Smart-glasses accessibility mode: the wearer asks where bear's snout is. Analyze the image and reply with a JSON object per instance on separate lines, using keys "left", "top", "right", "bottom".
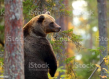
{"left": 56, "top": 27, "right": 61, "bottom": 32}
{"left": 58, "top": 27, "right": 61, "bottom": 30}
{"left": 55, "top": 23, "right": 61, "bottom": 32}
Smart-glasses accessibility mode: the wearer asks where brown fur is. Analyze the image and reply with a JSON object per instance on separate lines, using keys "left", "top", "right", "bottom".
{"left": 24, "top": 13, "right": 61, "bottom": 79}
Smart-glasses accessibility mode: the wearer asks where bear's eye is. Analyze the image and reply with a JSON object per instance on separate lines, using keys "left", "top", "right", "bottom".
{"left": 50, "top": 22, "right": 54, "bottom": 25}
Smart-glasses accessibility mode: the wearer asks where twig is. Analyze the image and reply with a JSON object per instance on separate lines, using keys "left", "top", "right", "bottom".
{"left": 88, "top": 59, "right": 104, "bottom": 79}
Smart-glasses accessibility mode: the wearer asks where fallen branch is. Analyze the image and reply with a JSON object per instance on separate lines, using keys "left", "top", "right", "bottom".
{"left": 88, "top": 59, "right": 104, "bottom": 79}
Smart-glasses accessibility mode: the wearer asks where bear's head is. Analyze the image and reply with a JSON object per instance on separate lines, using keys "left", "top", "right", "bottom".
{"left": 23, "top": 12, "right": 61, "bottom": 37}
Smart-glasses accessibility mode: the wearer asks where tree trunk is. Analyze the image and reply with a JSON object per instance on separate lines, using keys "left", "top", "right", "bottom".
{"left": 55, "top": 0, "right": 69, "bottom": 78}
{"left": 97, "top": 0, "right": 108, "bottom": 79}
{"left": 4, "top": 0, "right": 24, "bottom": 79}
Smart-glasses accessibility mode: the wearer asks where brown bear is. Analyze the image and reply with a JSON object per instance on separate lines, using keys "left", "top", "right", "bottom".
{"left": 23, "top": 12, "right": 61, "bottom": 79}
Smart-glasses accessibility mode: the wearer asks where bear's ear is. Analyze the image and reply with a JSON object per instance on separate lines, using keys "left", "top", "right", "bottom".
{"left": 37, "top": 15, "right": 45, "bottom": 23}
{"left": 45, "top": 11, "right": 50, "bottom": 15}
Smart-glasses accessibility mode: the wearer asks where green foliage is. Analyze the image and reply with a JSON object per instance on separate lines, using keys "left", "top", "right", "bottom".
{"left": 77, "top": 47, "right": 102, "bottom": 79}
{"left": 57, "top": 66, "right": 70, "bottom": 79}
{"left": 0, "top": 50, "right": 4, "bottom": 75}
{"left": 57, "top": 66, "right": 66, "bottom": 73}
{"left": 23, "top": 0, "right": 38, "bottom": 20}
{"left": 48, "top": 29, "right": 82, "bottom": 78}
{"left": 48, "top": 66, "right": 70, "bottom": 79}
{"left": 58, "top": 29, "right": 82, "bottom": 49}
{"left": 88, "top": 46, "right": 106, "bottom": 58}
{"left": 23, "top": 0, "right": 72, "bottom": 21}
{"left": 49, "top": 29, "right": 82, "bottom": 55}
{"left": 64, "top": 56, "right": 75, "bottom": 64}
{"left": 0, "top": 0, "right": 4, "bottom": 51}
{"left": 0, "top": 58, "right": 3, "bottom": 62}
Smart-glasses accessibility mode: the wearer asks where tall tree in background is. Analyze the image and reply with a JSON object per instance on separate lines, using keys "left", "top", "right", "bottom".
{"left": 97, "top": 0, "right": 108, "bottom": 79}
{"left": 4, "top": 0, "right": 24, "bottom": 79}
{"left": 55, "top": 0, "right": 69, "bottom": 78}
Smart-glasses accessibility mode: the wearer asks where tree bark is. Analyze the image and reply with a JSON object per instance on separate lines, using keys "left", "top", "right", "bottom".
{"left": 97, "top": 0, "right": 108, "bottom": 79}
{"left": 4, "top": 0, "right": 24, "bottom": 79}
{"left": 55, "top": 0, "right": 69, "bottom": 78}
